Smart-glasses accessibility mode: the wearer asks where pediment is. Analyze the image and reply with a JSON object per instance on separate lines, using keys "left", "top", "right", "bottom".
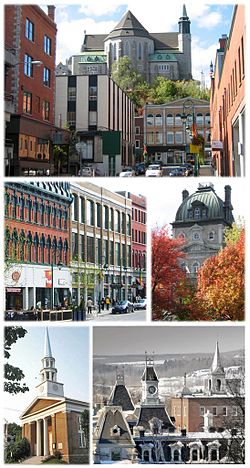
{"left": 21, "top": 397, "right": 64, "bottom": 419}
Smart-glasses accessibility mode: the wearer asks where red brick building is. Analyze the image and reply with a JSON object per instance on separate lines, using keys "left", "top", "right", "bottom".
{"left": 5, "top": 182, "right": 72, "bottom": 311}
{"left": 210, "top": 5, "right": 245, "bottom": 176}
{"left": 4, "top": 5, "right": 67, "bottom": 176}
{"left": 134, "top": 114, "right": 144, "bottom": 163}
{"left": 131, "top": 193, "right": 147, "bottom": 298}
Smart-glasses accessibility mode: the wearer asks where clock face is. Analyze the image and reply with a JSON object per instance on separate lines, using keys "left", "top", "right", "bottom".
{"left": 148, "top": 385, "right": 157, "bottom": 395}
{"left": 53, "top": 384, "right": 58, "bottom": 391}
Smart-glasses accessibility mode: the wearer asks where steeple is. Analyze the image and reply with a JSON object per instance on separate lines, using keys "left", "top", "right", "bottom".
{"left": 108, "top": 367, "right": 134, "bottom": 412}
{"left": 211, "top": 341, "right": 224, "bottom": 374}
{"left": 36, "top": 328, "right": 64, "bottom": 398}
{"left": 178, "top": 4, "right": 191, "bottom": 34}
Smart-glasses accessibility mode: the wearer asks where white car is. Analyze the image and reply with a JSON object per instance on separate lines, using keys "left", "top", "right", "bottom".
{"left": 78, "top": 166, "right": 93, "bottom": 176}
{"left": 119, "top": 168, "right": 135, "bottom": 177}
{"left": 134, "top": 298, "right": 147, "bottom": 310}
{"left": 145, "top": 164, "right": 163, "bottom": 177}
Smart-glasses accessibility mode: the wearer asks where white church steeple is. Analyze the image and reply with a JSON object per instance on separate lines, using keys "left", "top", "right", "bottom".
{"left": 206, "top": 341, "right": 226, "bottom": 395}
{"left": 36, "top": 328, "right": 64, "bottom": 398}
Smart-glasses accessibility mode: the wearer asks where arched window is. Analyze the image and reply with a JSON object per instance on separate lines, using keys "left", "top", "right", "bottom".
{"left": 40, "top": 234, "right": 45, "bottom": 264}
{"left": 205, "top": 112, "right": 210, "bottom": 125}
{"left": 208, "top": 231, "right": 215, "bottom": 240}
{"left": 179, "top": 233, "right": 186, "bottom": 239}
{"left": 27, "top": 231, "right": 33, "bottom": 262}
{"left": 216, "top": 379, "right": 222, "bottom": 392}
{"left": 33, "top": 232, "right": 39, "bottom": 263}
{"left": 19, "top": 229, "right": 26, "bottom": 262}
{"left": 64, "top": 239, "right": 69, "bottom": 264}
{"left": 124, "top": 41, "right": 130, "bottom": 57}
{"left": 58, "top": 237, "right": 63, "bottom": 262}
{"left": 147, "top": 114, "right": 154, "bottom": 126}
{"left": 196, "top": 113, "right": 203, "bottom": 125}
{"left": 166, "top": 113, "right": 174, "bottom": 126}
{"left": 137, "top": 42, "right": 142, "bottom": 60}
{"left": 12, "top": 228, "right": 19, "bottom": 259}
{"left": 155, "top": 113, "right": 162, "bottom": 126}
{"left": 192, "top": 261, "right": 200, "bottom": 274}
{"left": 175, "top": 114, "right": 182, "bottom": 126}
{"left": 52, "top": 236, "right": 57, "bottom": 263}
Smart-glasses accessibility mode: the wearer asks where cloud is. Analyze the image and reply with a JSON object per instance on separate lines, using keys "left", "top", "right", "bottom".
{"left": 198, "top": 11, "right": 222, "bottom": 28}
{"left": 78, "top": 0, "right": 127, "bottom": 17}
{"left": 191, "top": 36, "right": 218, "bottom": 85}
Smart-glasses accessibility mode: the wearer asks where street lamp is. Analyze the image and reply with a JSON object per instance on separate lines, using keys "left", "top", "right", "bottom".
{"left": 181, "top": 99, "right": 199, "bottom": 176}
{"left": 51, "top": 259, "right": 63, "bottom": 310}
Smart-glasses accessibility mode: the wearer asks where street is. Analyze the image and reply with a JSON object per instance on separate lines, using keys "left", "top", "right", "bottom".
{"left": 86, "top": 309, "right": 146, "bottom": 321}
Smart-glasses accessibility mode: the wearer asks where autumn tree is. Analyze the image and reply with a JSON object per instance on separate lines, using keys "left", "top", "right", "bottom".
{"left": 152, "top": 226, "right": 193, "bottom": 320}
{"left": 196, "top": 226, "right": 245, "bottom": 320}
{"left": 4, "top": 327, "right": 29, "bottom": 394}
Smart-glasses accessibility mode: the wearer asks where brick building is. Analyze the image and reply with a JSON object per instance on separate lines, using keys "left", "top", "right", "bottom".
{"left": 55, "top": 74, "right": 135, "bottom": 176}
{"left": 4, "top": 182, "right": 72, "bottom": 311}
{"left": 4, "top": 5, "right": 68, "bottom": 176}
{"left": 20, "top": 328, "right": 89, "bottom": 463}
{"left": 210, "top": 5, "right": 245, "bottom": 176}
{"left": 70, "top": 183, "right": 133, "bottom": 305}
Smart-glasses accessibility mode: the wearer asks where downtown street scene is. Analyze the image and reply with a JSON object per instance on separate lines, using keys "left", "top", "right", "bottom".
{"left": 4, "top": 4, "right": 245, "bottom": 177}
{"left": 4, "top": 181, "right": 147, "bottom": 322}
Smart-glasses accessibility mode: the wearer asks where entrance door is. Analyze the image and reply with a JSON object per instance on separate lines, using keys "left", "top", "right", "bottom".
{"left": 49, "top": 431, "right": 53, "bottom": 455}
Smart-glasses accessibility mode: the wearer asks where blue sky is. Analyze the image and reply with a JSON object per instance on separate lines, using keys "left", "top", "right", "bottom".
{"left": 45, "top": 1, "right": 236, "bottom": 85}
{"left": 3, "top": 326, "right": 90, "bottom": 424}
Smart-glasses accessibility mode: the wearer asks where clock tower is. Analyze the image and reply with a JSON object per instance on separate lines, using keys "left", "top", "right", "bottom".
{"left": 141, "top": 353, "right": 161, "bottom": 405}
{"left": 36, "top": 328, "right": 64, "bottom": 398}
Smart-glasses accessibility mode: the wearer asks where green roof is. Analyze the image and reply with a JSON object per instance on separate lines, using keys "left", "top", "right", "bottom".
{"left": 148, "top": 52, "right": 177, "bottom": 62}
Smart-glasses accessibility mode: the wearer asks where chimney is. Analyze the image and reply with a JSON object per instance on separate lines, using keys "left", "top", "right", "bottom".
{"left": 182, "top": 189, "right": 189, "bottom": 201}
{"left": 219, "top": 34, "right": 227, "bottom": 50}
{"left": 47, "top": 5, "right": 55, "bottom": 22}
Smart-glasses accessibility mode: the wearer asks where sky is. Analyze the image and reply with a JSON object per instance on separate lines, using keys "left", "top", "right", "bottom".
{"left": 93, "top": 324, "right": 245, "bottom": 355}
{"left": 38, "top": 1, "right": 236, "bottom": 85}
{"left": 3, "top": 325, "right": 90, "bottom": 424}
{"left": 90, "top": 177, "right": 247, "bottom": 229}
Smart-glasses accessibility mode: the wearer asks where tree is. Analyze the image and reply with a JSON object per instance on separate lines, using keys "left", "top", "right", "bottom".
{"left": 4, "top": 327, "right": 29, "bottom": 394}
{"left": 111, "top": 56, "right": 144, "bottom": 92}
{"left": 196, "top": 226, "right": 245, "bottom": 320}
{"left": 53, "top": 145, "right": 68, "bottom": 176}
{"left": 152, "top": 226, "right": 189, "bottom": 319}
{"left": 80, "top": 410, "right": 89, "bottom": 448}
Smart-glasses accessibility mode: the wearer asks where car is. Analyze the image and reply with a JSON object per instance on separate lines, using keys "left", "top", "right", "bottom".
{"left": 145, "top": 164, "right": 163, "bottom": 177}
{"left": 169, "top": 167, "right": 187, "bottom": 177}
{"left": 78, "top": 166, "right": 93, "bottom": 176}
{"left": 182, "top": 163, "right": 194, "bottom": 176}
{"left": 135, "top": 162, "right": 145, "bottom": 176}
{"left": 119, "top": 168, "right": 135, "bottom": 177}
{"left": 133, "top": 298, "right": 147, "bottom": 310}
{"left": 111, "top": 300, "right": 134, "bottom": 314}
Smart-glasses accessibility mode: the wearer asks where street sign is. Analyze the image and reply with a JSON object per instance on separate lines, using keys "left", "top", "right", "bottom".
{"left": 211, "top": 140, "right": 223, "bottom": 150}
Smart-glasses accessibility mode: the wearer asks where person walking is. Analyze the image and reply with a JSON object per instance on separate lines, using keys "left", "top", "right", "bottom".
{"left": 105, "top": 296, "right": 111, "bottom": 310}
{"left": 87, "top": 297, "right": 93, "bottom": 314}
{"left": 101, "top": 297, "right": 105, "bottom": 311}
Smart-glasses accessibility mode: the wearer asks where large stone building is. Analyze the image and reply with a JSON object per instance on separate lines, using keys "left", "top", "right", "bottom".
{"left": 210, "top": 5, "right": 245, "bottom": 176}
{"left": 55, "top": 74, "right": 135, "bottom": 175}
{"left": 4, "top": 5, "right": 68, "bottom": 176}
{"left": 20, "top": 328, "right": 89, "bottom": 463}
{"left": 144, "top": 97, "right": 211, "bottom": 166}
{"left": 172, "top": 183, "right": 234, "bottom": 277}
{"left": 59, "top": 6, "right": 192, "bottom": 84}
{"left": 4, "top": 182, "right": 72, "bottom": 312}
{"left": 70, "top": 183, "right": 133, "bottom": 305}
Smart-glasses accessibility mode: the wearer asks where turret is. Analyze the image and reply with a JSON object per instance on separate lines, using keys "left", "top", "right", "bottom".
{"left": 178, "top": 4, "right": 191, "bottom": 34}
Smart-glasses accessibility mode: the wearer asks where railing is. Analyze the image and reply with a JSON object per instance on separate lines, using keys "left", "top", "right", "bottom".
{"left": 5, "top": 309, "right": 73, "bottom": 322}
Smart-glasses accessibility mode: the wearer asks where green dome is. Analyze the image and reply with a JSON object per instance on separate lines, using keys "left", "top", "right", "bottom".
{"left": 174, "top": 184, "right": 234, "bottom": 225}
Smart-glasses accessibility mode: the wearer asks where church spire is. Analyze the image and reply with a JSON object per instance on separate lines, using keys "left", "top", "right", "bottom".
{"left": 44, "top": 327, "right": 52, "bottom": 358}
{"left": 178, "top": 4, "right": 191, "bottom": 34}
{"left": 36, "top": 328, "right": 64, "bottom": 398}
{"left": 211, "top": 341, "right": 224, "bottom": 373}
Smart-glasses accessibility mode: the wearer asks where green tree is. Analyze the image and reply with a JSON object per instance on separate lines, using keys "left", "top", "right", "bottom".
{"left": 4, "top": 327, "right": 29, "bottom": 394}
{"left": 53, "top": 145, "right": 68, "bottom": 176}
{"left": 111, "top": 56, "right": 144, "bottom": 92}
{"left": 6, "top": 423, "right": 22, "bottom": 443}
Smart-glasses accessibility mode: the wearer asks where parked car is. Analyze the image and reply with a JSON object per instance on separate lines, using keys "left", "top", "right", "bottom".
{"left": 135, "top": 162, "right": 145, "bottom": 176}
{"left": 134, "top": 298, "right": 147, "bottom": 310}
{"left": 182, "top": 163, "right": 194, "bottom": 176}
{"left": 169, "top": 167, "right": 187, "bottom": 177}
{"left": 78, "top": 166, "right": 93, "bottom": 176}
{"left": 145, "top": 164, "right": 163, "bottom": 177}
{"left": 111, "top": 300, "right": 134, "bottom": 314}
{"left": 119, "top": 167, "right": 136, "bottom": 177}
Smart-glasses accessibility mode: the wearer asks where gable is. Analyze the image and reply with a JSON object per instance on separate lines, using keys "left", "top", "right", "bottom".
{"left": 21, "top": 398, "right": 63, "bottom": 418}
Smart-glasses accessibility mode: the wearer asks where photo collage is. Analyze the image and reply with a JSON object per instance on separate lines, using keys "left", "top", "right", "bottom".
{"left": 2, "top": 3, "right": 246, "bottom": 466}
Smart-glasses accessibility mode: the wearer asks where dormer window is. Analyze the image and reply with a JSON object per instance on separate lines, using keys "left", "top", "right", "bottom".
{"left": 111, "top": 425, "right": 120, "bottom": 436}
{"left": 208, "top": 231, "right": 215, "bottom": 240}
{"left": 194, "top": 207, "right": 200, "bottom": 219}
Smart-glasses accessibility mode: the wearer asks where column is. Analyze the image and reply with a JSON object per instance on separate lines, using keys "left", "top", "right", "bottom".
{"left": 36, "top": 419, "right": 42, "bottom": 456}
{"left": 43, "top": 417, "right": 49, "bottom": 457}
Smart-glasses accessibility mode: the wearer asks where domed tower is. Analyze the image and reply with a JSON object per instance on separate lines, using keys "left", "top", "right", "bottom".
{"left": 172, "top": 183, "right": 234, "bottom": 277}
{"left": 104, "top": 10, "right": 154, "bottom": 81}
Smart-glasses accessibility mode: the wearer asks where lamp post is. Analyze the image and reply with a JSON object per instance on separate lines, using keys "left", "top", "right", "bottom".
{"left": 51, "top": 259, "right": 63, "bottom": 310}
{"left": 181, "top": 99, "right": 199, "bottom": 176}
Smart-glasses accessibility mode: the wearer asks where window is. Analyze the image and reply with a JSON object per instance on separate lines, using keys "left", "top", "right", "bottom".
{"left": 241, "top": 36, "right": 245, "bottom": 76}
{"left": 147, "top": 114, "right": 154, "bottom": 126}
{"left": 222, "top": 407, "right": 227, "bottom": 416}
{"left": 155, "top": 114, "right": 162, "bottom": 126}
{"left": 200, "top": 406, "right": 205, "bottom": 416}
{"left": 43, "top": 67, "right": 51, "bottom": 87}
{"left": 193, "top": 232, "right": 200, "bottom": 240}
{"left": 89, "top": 86, "right": 97, "bottom": 100}
{"left": 109, "top": 208, "right": 114, "bottom": 230}
{"left": 42, "top": 101, "right": 50, "bottom": 121}
{"left": 80, "top": 197, "right": 85, "bottom": 223}
{"left": 103, "top": 206, "right": 109, "bottom": 229}
{"left": 194, "top": 207, "right": 200, "bottom": 219}
{"left": 167, "top": 132, "right": 174, "bottom": 144}
{"left": 208, "top": 231, "right": 215, "bottom": 240}
{"left": 87, "top": 236, "right": 95, "bottom": 263}
{"left": 175, "top": 114, "right": 182, "bottom": 126}
{"left": 196, "top": 113, "right": 203, "bottom": 125}
{"left": 155, "top": 132, "right": 163, "bottom": 143}
{"left": 166, "top": 114, "right": 174, "bottom": 126}
{"left": 80, "top": 140, "right": 93, "bottom": 160}
{"left": 72, "top": 232, "right": 78, "bottom": 259}
{"left": 72, "top": 194, "right": 78, "bottom": 221}
{"left": 115, "top": 242, "right": 121, "bottom": 266}
{"left": 96, "top": 203, "right": 101, "bottom": 227}
{"left": 135, "top": 126, "right": 140, "bottom": 135}
{"left": 124, "top": 41, "right": 130, "bottom": 56}
{"left": 175, "top": 132, "right": 182, "bottom": 144}
{"left": 192, "top": 261, "right": 200, "bottom": 274}
{"left": 24, "top": 54, "right": 33, "bottom": 77}
{"left": 89, "top": 111, "right": 97, "bottom": 125}
{"left": 78, "top": 416, "right": 86, "bottom": 448}
{"left": 23, "top": 92, "right": 32, "bottom": 114}
{"left": 68, "top": 87, "right": 76, "bottom": 101}
{"left": 115, "top": 210, "right": 120, "bottom": 232}
{"left": 212, "top": 407, "right": 217, "bottom": 416}
{"left": 44, "top": 35, "right": 51, "bottom": 55}
{"left": 135, "top": 140, "right": 140, "bottom": 148}
{"left": 25, "top": 18, "right": 34, "bottom": 41}
{"left": 137, "top": 42, "right": 142, "bottom": 60}
{"left": 147, "top": 132, "right": 154, "bottom": 144}
{"left": 86, "top": 200, "right": 94, "bottom": 225}
{"left": 205, "top": 113, "right": 210, "bottom": 125}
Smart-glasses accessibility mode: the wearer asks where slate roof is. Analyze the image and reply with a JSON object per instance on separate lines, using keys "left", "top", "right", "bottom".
{"left": 150, "top": 32, "right": 179, "bottom": 50}
{"left": 98, "top": 407, "right": 135, "bottom": 445}
{"left": 136, "top": 406, "right": 175, "bottom": 430}
{"left": 141, "top": 365, "right": 158, "bottom": 382}
{"left": 108, "top": 383, "right": 134, "bottom": 412}
{"left": 106, "top": 10, "right": 151, "bottom": 39}
{"left": 82, "top": 34, "right": 107, "bottom": 51}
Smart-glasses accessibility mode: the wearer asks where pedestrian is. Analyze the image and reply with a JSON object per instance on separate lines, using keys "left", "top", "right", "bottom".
{"left": 87, "top": 297, "right": 93, "bottom": 314}
{"left": 36, "top": 300, "right": 42, "bottom": 310}
{"left": 105, "top": 296, "right": 111, "bottom": 310}
{"left": 101, "top": 297, "right": 105, "bottom": 311}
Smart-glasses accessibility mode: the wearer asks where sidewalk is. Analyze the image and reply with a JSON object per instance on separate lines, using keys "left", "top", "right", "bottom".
{"left": 86, "top": 306, "right": 111, "bottom": 320}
